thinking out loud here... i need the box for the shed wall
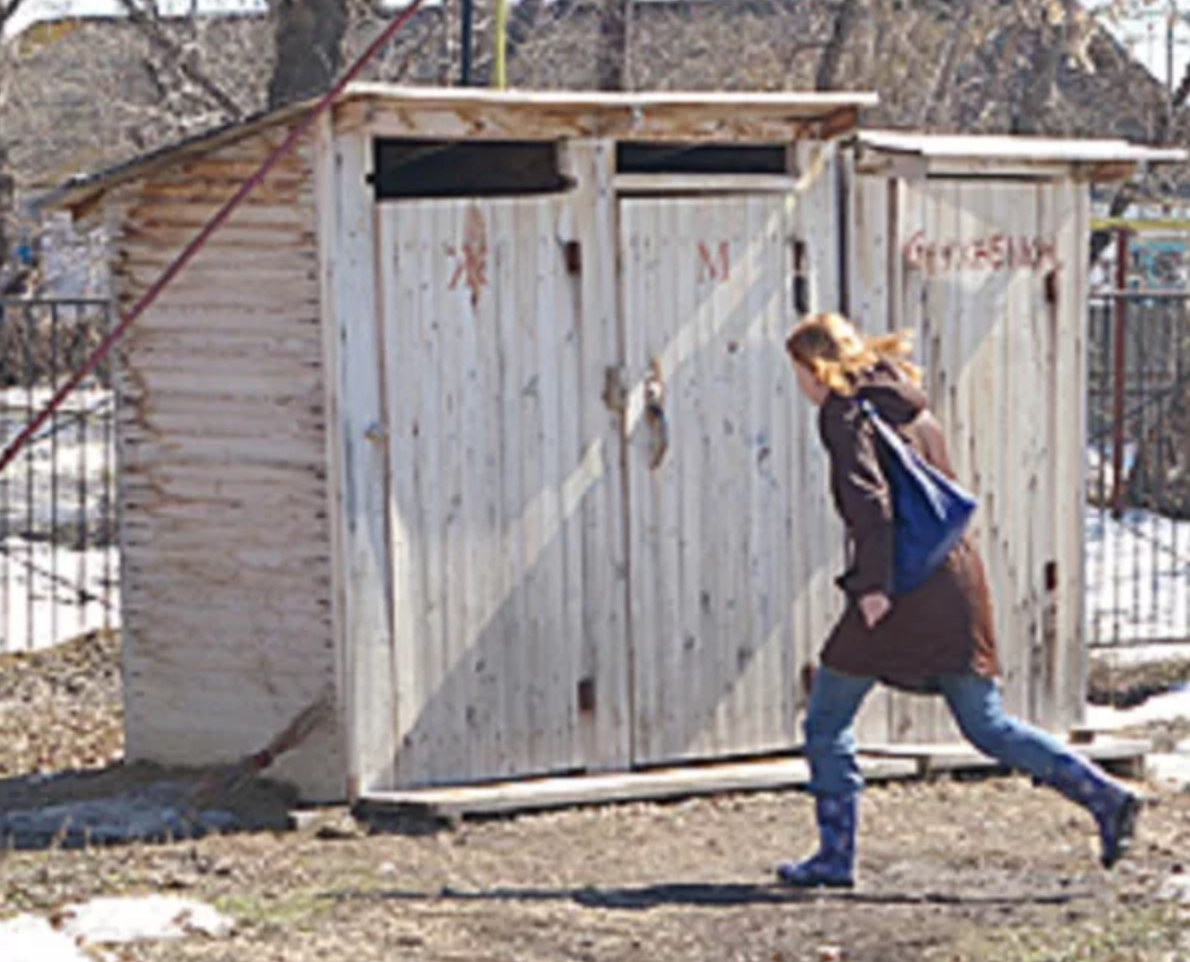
[341,136,856,792]
[112,129,342,800]
[848,170,1089,742]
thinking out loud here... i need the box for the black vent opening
[372,139,571,199]
[616,143,787,176]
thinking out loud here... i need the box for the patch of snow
[1086,505,1190,645]
[1085,443,1138,507]
[0,388,115,538]
[0,783,239,849]
[57,896,234,944]
[0,899,233,961]
[0,388,119,653]
[1089,642,1190,667]
[0,915,90,962]
[1157,874,1190,905]
[0,536,118,653]
[1083,687,1190,732]
[1145,753,1190,791]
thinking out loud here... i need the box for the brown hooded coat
[817,364,999,692]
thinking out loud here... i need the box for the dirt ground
[2,636,1190,962]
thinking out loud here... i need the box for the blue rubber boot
[776,794,856,888]
[1046,755,1141,869]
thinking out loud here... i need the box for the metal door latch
[645,359,668,470]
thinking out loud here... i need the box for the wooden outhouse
[842,132,1184,750]
[48,87,1178,803]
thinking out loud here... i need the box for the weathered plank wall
[620,193,814,763]
[375,190,630,787]
[848,173,1089,742]
[587,144,849,769]
[112,129,342,800]
[353,141,853,788]
[337,140,633,792]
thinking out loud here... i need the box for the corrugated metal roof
[41,83,878,213]
[857,130,1186,165]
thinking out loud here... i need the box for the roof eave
[39,84,878,215]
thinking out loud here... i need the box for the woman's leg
[777,666,875,888]
[939,672,1140,868]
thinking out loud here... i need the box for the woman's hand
[858,592,892,630]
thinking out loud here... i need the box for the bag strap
[854,395,916,468]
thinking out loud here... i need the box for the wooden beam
[328,127,396,797]
[613,174,797,195]
[818,106,860,141]
[1082,161,1138,184]
[852,151,929,181]
[864,735,1151,779]
[358,755,917,819]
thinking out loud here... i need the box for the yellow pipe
[1092,217,1190,232]
[493,0,507,89]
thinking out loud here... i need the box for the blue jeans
[804,666,1084,796]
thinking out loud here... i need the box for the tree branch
[1089,13,1190,267]
[0,0,29,33]
[917,2,973,127]
[112,0,246,120]
[1156,45,1190,142]
[505,0,544,73]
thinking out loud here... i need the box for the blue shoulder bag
[858,399,977,596]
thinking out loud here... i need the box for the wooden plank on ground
[862,735,1151,778]
[358,754,917,819]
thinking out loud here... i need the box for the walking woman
[778,312,1140,889]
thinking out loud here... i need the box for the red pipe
[1111,228,1128,518]
[0,0,428,475]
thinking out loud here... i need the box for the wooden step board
[863,736,1151,779]
[358,737,1151,821]
[359,756,913,821]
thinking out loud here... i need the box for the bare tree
[113,0,247,120]
[917,0,974,126]
[1,0,26,291]
[267,0,349,107]
[596,0,629,91]
[0,0,27,32]
[815,0,862,91]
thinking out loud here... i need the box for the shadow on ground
[319,881,1093,911]
[0,761,296,851]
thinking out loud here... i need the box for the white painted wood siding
[850,175,1088,741]
[374,187,629,788]
[112,131,342,800]
[621,194,842,764]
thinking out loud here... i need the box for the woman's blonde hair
[785,312,921,396]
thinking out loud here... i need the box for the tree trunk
[1010,25,1063,134]
[595,0,629,91]
[1089,33,1190,266]
[0,0,29,33]
[0,147,12,274]
[917,2,972,127]
[815,0,861,91]
[267,0,349,109]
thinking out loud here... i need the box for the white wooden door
[377,196,629,787]
[889,178,1086,742]
[847,172,1093,748]
[620,195,835,765]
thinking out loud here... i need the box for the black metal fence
[0,298,118,653]
[0,289,1185,654]
[1087,291,1190,647]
